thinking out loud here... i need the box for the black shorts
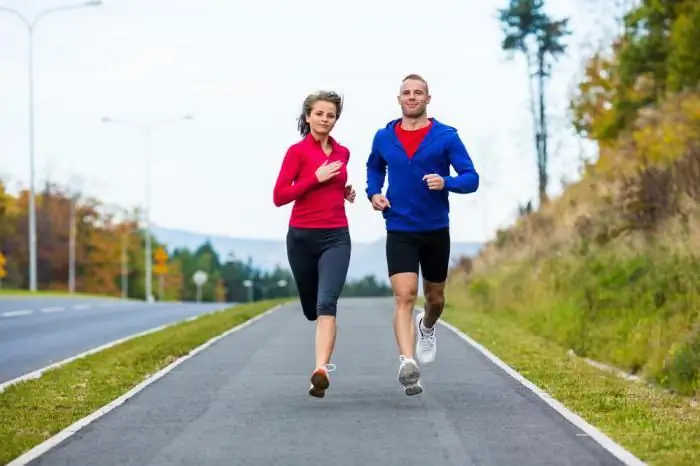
[386,227,451,283]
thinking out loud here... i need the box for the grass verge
[438,300,700,466]
[0,298,288,464]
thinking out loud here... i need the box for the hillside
[151,226,482,284]
[447,0,700,400]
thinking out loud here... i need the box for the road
[21,298,637,466]
[0,295,233,384]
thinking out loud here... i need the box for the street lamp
[101,114,193,303]
[66,176,84,294]
[0,0,103,292]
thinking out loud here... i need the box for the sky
[0,0,617,244]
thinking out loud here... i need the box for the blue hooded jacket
[365,118,479,232]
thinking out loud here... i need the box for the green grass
[460,247,700,397]
[440,298,700,466]
[0,298,288,464]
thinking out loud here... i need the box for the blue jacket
[365,118,479,232]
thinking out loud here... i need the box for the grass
[0,298,288,465]
[440,297,700,466]
[458,246,700,398]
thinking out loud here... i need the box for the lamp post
[100,115,193,303]
[0,0,103,292]
[67,176,84,294]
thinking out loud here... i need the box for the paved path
[0,296,232,383]
[25,298,631,465]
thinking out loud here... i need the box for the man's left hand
[423,174,444,191]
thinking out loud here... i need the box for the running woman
[273,90,355,398]
[365,74,479,395]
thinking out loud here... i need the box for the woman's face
[306,100,338,136]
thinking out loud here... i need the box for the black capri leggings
[286,226,351,321]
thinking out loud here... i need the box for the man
[365,74,479,396]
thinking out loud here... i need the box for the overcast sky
[0,0,614,244]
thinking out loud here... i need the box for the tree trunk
[537,51,549,206]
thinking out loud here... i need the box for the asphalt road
[22,298,634,466]
[0,296,232,384]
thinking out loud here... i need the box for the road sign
[154,247,168,264]
[193,270,208,286]
[0,252,6,279]
[153,247,168,275]
[193,270,208,302]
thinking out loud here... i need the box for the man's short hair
[401,73,429,94]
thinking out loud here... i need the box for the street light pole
[0,1,103,292]
[68,194,76,293]
[101,115,193,303]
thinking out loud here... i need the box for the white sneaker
[397,355,422,396]
[415,310,436,364]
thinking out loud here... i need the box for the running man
[273,90,355,398]
[365,74,479,395]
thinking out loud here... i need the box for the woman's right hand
[315,160,343,183]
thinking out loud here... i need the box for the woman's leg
[286,228,319,321]
[309,228,351,397]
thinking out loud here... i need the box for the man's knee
[424,282,446,309]
[391,272,418,309]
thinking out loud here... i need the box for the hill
[150,225,482,284]
[447,0,700,400]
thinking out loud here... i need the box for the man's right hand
[370,194,391,211]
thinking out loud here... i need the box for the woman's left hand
[344,184,356,203]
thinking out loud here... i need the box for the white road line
[0,304,238,393]
[4,302,286,466]
[1,310,33,318]
[40,306,65,313]
[71,304,91,310]
[437,317,647,466]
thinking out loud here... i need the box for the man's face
[397,79,430,118]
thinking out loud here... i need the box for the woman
[273,90,355,398]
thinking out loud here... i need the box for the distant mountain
[150,226,482,284]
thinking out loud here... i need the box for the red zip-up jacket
[273,134,350,229]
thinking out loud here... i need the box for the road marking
[437,317,647,466]
[1,310,33,318]
[0,303,237,393]
[0,300,145,318]
[40,306,65,313]
[4,302,284,466]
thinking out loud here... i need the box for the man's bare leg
[390,272,422,395]
[415,279,446,364]
[422,280,446,328]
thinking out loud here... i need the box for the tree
[571,0,700,143]
[498,0,571,205]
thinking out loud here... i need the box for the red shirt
[395,120,432,158]
[273,134,350,229]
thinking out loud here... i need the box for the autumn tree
[572,0,700,143]
[498,0,571,206]
[0,176,398,301]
